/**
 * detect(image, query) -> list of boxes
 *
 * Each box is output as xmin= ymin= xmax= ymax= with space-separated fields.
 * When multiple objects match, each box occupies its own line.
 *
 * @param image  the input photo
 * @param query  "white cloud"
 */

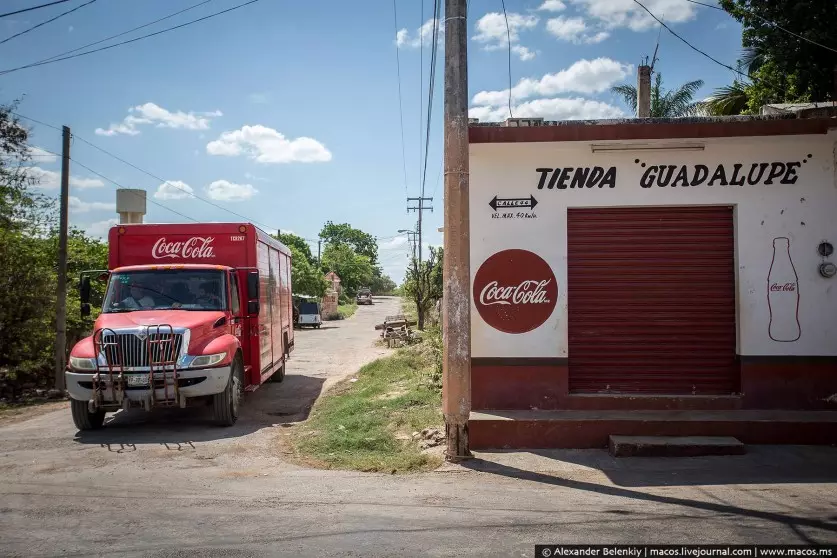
xmin=568 ymin=0 xmax=698 ymax=32
xmin=69 ymin=196 xmax=116 ymax=213
xmin=206 ymin=125 xmax=332 ymax=164
xmin=471 ymin=57 xmax=632 ymax=106
xmin=28 ymin=166 xmax=105 ymax=189
xmin=396 ymin=18 xmax=442 ymax=48
xmin=473 ymin=12 xmax=539 ymax=60
xmin=538 ymin=0 xmax=566 ymax=11
xmin=546 ymin=16 xmax=610 ymax=44
xmin=88 ymin=219 xmax=118 ymax=239
xmin=511 ymin=45 xmax=536 ymax=61
xmin=95 ymin=102 xmax=222 ymax=136
xmin=206 ymin=180 xmax=258 ymax=202
xmin=379 ymin=236 xmax=409 ymax=250
xmin=26 ymin=146 xmax=58 ymax=163
xmin=469 ymin=97 xmax=625 ymax=122
xmin=154 ymin=180 xmax=194 ymax=200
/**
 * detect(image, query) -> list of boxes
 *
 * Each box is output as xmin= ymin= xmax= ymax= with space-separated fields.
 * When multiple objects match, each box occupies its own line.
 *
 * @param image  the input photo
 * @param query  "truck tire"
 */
xmin=71 ymin=399 xmax=105 ymax=431
xmin=272 ymin=361 xmax=286 ymax=383
xmin=212 ymin=357 xmax=242 ymax=427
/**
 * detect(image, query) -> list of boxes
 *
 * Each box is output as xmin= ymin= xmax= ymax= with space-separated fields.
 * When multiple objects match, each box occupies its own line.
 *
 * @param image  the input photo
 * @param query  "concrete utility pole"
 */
xmin=407 ymin=196 xmax=433 ymax=264
xmin=54 ymin=126 xmax=71 ymax=392
xmin=637 ymin=64 xmax=652 ymax=118
xmin=442 ymin=0 xmax=472 ymax=461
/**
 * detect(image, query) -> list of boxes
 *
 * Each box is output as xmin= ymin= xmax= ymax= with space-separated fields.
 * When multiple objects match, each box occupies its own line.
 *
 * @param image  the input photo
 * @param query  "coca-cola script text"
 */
xmin=770 ymin=282 xmax=797 ymax=292
xmin=479 ymin=280 xmax=552 ymax=306
xmin=152 ymin=237 xmax=216 ymax=259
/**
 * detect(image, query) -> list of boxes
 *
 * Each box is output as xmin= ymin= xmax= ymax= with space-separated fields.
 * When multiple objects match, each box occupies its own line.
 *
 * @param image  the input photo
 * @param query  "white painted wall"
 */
xmin=470 ymin=131 xmax=837 ymax=358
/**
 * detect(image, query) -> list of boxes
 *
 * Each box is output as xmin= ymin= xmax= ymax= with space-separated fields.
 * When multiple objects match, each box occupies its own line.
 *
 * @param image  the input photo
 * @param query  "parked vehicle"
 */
xmin=298 ymin=300 xmax=322 ymax=329
xmin=356 ymin=287 xmax=373 ymax=305
xmin=67 ymin=223 xmax=293 ymax=430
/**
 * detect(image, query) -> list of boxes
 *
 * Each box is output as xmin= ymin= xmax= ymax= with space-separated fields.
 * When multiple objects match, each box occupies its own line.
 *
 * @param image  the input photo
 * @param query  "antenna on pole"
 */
xmin=650 ymin=13 xmax=664 ymax=73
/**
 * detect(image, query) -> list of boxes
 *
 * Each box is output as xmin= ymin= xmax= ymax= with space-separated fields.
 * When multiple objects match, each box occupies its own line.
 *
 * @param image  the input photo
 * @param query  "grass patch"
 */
xmin=337 ymin=303 xmax=358 ymax=319
xmin=292 ymin=341 xmax=443 ymax=473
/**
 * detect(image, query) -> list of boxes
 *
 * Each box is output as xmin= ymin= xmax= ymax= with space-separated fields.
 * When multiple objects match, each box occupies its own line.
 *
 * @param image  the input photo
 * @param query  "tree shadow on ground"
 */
xmin=461 ymin=454 xmax=837 ymax=538
xmin=72 ymin=374 xmax=325 ymax=446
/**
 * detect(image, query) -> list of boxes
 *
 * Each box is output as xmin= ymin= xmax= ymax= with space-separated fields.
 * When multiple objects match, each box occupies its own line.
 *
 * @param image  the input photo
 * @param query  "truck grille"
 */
xmin=99 ymin=331 xmax=184 ymax=369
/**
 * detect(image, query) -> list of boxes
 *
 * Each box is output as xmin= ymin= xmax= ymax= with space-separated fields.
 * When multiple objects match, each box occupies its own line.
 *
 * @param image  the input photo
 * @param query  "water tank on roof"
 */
xmin=116 ymin=188 xmax=146 ymax=224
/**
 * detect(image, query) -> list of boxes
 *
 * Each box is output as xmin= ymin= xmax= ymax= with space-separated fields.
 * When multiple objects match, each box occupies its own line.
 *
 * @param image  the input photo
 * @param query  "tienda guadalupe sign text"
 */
xmin=473 ymin=249 xmax=557 ymax=334
xmin=152 ymin=237 xmax=216 ymax=259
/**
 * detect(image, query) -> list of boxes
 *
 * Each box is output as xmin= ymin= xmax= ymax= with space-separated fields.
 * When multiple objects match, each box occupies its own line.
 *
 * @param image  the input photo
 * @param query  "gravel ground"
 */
xmin=1 ymin=295 xmax=836 ymax=557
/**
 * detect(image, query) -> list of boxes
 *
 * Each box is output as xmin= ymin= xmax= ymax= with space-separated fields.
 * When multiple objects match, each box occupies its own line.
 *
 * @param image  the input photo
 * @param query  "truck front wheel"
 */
xmin=71 ymin=399 xmax=105 ymax=431
xmin=212 ymin=357 xmax=242 ymax=427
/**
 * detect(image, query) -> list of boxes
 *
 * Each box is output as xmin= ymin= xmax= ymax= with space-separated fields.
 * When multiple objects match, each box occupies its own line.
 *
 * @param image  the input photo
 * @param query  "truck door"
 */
xmin=229 ymin=270 xmax=247 ymax=365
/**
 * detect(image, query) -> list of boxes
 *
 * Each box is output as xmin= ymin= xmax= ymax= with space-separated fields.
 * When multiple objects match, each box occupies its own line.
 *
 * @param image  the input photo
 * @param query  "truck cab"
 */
xmin=67 ymin=224 xmax=293 ymax=431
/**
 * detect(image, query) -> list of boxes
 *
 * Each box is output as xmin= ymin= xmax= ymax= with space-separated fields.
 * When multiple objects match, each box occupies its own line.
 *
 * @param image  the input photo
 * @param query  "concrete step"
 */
xmin=469 ymin=410 xmax=837 ymax=449
xmin=608 ymin=435 xmax=746 ymax=458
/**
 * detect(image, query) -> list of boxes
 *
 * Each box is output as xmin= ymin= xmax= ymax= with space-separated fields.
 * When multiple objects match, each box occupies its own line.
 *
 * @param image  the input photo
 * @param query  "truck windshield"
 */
xmin=102 ymin=270 xmax=227 ymax=313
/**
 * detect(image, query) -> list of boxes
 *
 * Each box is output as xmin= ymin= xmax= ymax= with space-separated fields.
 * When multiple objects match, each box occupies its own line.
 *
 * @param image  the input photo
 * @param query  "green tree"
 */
xmin=403 ymin=247 xmax=443 ymax=330
xmin=369 ymin=267 xmax=397 ymax=295
xmin=719 ymin=0 xmax=837 ymax=108
xmin=277 ymin=232 xmax=314 ymax=265
xmin=319 ymin=221 xmax=378 ymax=264
xmin=321 ymin=242 xmax=374 ymax=296
xmin=288 ymin=245 xmax=329 ymax=298
xmin=611 ymin=73 xmax=705 ymax=117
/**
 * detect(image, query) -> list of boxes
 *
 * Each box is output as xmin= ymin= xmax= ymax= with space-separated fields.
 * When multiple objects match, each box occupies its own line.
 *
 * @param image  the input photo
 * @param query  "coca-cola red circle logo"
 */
xmin=473 ymin=249 xmax=558 ymax=334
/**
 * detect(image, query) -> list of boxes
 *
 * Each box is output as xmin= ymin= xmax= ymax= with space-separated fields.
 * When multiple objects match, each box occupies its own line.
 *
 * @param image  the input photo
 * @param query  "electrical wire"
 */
xmin=418 ymin=0 xmax=424 ymax=201
xmin=420 ymin=0 xmax=440 ymax=198
xmin=392 ymin=0 xmax=409 ymax=199
xmin=683 ymin=0 xmax=837 ymax=55
xmin=11 ymin=110 xmax=294 ymax=233
xmin=0 ymin=0 xmax=97 ymax=46
xmin=0 ymin=0 xmax=260 ymax=76
xmin=630 ymin=0 xmax=784 ymax=90
xmin=0 ymin=0 xmax=72 ymax=19
xmin=500 ymin=0 xmax=514 ymax=119
xmin=35 ymin=0 xmax=215 ymax=65
xmin=67 ymin=157 xmax=201 ymax=223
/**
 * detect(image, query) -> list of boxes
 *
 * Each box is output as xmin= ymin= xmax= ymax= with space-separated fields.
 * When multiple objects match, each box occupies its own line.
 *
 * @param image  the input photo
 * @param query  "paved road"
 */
xmin=1 ymin=296 xmax=836 ymax=556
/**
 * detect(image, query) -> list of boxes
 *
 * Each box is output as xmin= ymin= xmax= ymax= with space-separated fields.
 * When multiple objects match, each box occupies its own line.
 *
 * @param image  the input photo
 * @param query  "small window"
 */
xmin=229 ymin=272 xmax=241 ymax=315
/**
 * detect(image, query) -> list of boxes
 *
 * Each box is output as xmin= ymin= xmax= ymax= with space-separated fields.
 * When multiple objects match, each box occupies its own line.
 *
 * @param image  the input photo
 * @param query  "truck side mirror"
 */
xmin=80 ymin=276 xmax=91 ymax=304
xmin=81 ymin=303 xmax=91 ymax=318
xmin=247 ymin=271 xmax=259 ymax=300
xmin=247 ymin=300 xmax=260 ymax=316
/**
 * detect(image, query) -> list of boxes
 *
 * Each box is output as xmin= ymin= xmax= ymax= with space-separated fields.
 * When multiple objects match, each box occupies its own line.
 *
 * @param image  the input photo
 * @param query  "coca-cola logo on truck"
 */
xmin=473 ymin=249 xmax=557 ymax=334
xmin=152 ymin=237 xmax=216 ymax=260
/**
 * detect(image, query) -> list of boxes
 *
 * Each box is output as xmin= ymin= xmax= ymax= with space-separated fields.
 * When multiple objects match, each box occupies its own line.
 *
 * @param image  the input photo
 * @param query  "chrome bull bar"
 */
xmin=91 ymin=325 xmax=185 ymax=411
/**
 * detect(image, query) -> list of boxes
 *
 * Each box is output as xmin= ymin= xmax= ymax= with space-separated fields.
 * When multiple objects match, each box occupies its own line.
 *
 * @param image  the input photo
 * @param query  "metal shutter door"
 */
xmin=567 ymin=206 xmax=738 ymax=394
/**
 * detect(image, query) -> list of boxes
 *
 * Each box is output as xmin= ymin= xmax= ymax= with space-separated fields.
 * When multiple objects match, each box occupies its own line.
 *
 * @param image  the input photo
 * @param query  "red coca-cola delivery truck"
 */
xmin=67 ymin=223 xmax=293 ymax=430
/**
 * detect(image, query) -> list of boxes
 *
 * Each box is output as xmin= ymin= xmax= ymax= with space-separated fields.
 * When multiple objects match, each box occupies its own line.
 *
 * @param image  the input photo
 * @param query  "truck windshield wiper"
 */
xmin=104 ymin=308 xmax=137 ymax=313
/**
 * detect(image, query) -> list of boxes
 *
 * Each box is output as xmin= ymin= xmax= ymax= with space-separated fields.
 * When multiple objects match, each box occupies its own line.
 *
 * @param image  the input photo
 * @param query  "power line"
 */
xmin=420 ymin=0 xmax=440 ymax=198
xmin=630 ymin=0 xmax=774 ymax=87
xmin=0 ymin=0 xmax=72 ymax=19
xmin=0 ymin=0 xmax=261 ymax=76
xmin=500 ymin=0 xmax=514 ymax=119
xmin=0 ymin=0 xmax=97 ymax=46
xmin=418 ymin=0 xmax=424 ymax=203
xmin=36 ymin=0 xmax=215 ymax=65
xmin=67 ymin=157 xmax=201 ymax=223
xmin=12 ymin=110 xmax=293 ymax=233
xmin=683 ymin=0 xmax=837 ymax=55
xmin=392 ymin=0 xmax=409 ymax=198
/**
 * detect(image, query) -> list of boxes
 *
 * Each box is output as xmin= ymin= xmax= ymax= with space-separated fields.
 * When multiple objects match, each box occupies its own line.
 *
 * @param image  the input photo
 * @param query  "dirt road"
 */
xmin=1 ymin=295 xmax=836 ymax=556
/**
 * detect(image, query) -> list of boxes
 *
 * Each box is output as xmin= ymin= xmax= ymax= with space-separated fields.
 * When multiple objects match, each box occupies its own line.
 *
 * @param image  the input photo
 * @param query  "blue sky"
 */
xmin=5 ymin=0 xmax=744 ymax=282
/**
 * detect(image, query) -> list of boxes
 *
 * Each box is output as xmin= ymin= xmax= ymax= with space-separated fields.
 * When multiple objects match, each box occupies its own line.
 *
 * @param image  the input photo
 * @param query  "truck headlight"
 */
xmin=189 ymin=352 xmax=227 ymax=368
xmin=69 ymin=356 xmax=97 ymax=371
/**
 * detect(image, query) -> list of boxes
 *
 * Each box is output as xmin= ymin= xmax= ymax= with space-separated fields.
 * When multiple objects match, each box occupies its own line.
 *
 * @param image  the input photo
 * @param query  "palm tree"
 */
xmin=611 ymin=73 xmax=705 ymax=117
xmin=702 ymin=80 xmax=750 ymax=116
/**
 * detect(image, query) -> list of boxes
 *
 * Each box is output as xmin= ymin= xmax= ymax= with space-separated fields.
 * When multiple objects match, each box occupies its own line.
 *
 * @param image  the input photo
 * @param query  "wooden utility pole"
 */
xmin=54 ymin=125 xmax=71 ymax=392
xmin=442 ymin=0 xmax=471 ymax=461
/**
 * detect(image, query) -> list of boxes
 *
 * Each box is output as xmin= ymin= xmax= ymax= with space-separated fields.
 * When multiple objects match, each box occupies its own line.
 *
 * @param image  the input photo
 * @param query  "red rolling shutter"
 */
xmin=567 ymin=206 xmax=738 ymax=394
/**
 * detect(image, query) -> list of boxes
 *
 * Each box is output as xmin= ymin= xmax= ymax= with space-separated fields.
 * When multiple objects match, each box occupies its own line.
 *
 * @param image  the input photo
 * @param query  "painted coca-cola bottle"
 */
xmin=767 ymin=237 xmax=801 ymax=342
